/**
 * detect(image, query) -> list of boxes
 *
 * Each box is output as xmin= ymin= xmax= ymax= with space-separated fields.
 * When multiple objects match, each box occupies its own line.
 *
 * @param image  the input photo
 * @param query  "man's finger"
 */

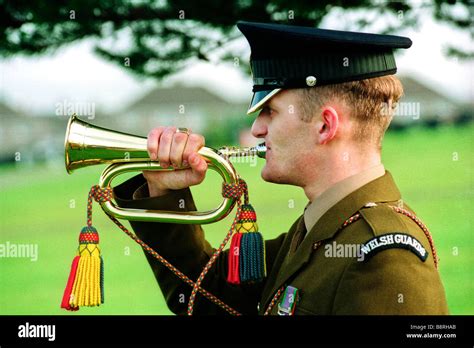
xmin=157 ymin=127 xmax=176 ymax=168
xmin=183 ymin=134 xmax=205 ymax=165
xmin=188 ymin=152 xmax=208 ymax=176
xmin=147 ymin=127 xmax=165 ymax=160
xmin=169 ymin=131 xmax=189 ymax=168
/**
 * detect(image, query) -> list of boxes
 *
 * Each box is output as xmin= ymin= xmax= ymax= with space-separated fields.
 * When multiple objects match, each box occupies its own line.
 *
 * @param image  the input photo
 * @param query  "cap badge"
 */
xmin=305 ymin=75 xmax=317 ymax=87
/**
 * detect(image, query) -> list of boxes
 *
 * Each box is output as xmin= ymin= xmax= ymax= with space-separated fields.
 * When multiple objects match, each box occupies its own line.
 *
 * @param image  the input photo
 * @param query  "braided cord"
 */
xmin=263 ymin=205 xmax=440 ymax=315
xmin=391 ymin=206 xmax=439 ymax=268
xmin=186 ymin=178 xmax=249 ymax=315
xmin=88 ymin=185 xmax=242 ymax=316
xmin=89 ymin=185 xmax=438 ymax=316
xmin=87 ymin=186 xmax=113 ymax=227
xmin=186 ymin=204 xmax=242 ymax=315
xmin=263 ymin=286 xmax=286 ymax=315
xmin=337 ymin=205 xmax=439 ymax=268
xmin=338 ymin=213 xmax=361 ymax=231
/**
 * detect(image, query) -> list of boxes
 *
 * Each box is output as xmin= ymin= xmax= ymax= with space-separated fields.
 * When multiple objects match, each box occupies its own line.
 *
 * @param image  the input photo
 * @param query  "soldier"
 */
xmin=114 ymin=21 xmax=448 ymax=315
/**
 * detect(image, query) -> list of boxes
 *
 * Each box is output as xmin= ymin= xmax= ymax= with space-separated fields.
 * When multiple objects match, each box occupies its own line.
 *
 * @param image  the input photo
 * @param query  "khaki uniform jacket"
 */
xmin=113 ymin=172 xmax=448 ymax=315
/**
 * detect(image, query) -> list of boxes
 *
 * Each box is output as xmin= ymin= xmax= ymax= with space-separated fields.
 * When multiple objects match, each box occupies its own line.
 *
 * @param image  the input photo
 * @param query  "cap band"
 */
xmin=251 ymin=51 xmax=397 ymax=91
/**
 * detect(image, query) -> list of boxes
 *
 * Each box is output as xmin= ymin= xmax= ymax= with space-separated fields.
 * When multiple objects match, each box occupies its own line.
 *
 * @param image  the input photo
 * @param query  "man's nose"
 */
xmin=251 ymin=114 xmax=268 ymax=138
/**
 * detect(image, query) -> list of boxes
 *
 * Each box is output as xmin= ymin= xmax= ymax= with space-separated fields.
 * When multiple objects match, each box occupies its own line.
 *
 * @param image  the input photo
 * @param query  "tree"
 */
xmin=1 ymin=0 xmax=472 ymax=80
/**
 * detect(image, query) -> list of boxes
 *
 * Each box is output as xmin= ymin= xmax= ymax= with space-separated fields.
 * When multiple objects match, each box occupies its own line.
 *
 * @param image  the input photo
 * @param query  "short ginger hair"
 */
xmin=297 ymin=75 xmax=404 ymax=150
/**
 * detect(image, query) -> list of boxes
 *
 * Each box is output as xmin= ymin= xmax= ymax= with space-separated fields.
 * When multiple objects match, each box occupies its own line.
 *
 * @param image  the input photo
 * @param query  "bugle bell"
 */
xmin=64 ymin=115 xmax=266 ymax=224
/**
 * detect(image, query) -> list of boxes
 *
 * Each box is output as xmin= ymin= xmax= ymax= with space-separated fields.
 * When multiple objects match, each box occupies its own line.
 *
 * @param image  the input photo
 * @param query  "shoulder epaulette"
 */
xmin=358 ymin=203 xmax=429 ymax=263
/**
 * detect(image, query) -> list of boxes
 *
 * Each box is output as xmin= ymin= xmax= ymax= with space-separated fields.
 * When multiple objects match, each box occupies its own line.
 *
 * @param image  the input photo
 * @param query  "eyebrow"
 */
xmin=267 ymin=100 xmax=280 ymax=111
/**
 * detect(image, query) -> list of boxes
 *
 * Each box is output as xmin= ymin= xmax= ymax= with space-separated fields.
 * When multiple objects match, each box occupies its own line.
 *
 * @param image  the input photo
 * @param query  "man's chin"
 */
xmin=261 ymin=166 xmax=281 ymax=184
xmin=260 ymin=166 xmax=272 ymax=182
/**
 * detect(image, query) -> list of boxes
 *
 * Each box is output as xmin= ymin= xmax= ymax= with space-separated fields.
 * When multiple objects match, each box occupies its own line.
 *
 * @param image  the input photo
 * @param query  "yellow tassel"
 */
xmin=70 ymin=244 xmax=102 ymax=307
xmin=61 ymin=226 xmax=104 ymax=311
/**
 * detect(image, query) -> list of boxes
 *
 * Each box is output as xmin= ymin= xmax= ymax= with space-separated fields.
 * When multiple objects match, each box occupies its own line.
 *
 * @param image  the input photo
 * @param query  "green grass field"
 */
xmin=0 ymin=124 xmax=472 ymax=315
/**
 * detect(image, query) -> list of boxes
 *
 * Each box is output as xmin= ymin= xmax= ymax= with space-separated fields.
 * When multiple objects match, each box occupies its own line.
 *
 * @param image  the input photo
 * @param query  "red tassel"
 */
xmin=60 ymin=256 xmax=80 ymax=311
xmin=227 ymin=232 xmax=243 ymax=284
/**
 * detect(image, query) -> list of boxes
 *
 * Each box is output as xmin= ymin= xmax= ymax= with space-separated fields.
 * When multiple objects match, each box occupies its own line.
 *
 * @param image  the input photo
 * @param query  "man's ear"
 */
xmin=316 ymin=106 xmax=339 ymax=145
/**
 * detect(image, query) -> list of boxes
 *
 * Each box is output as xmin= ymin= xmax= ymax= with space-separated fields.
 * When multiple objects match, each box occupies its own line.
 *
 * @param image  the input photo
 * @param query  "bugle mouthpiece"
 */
xmin=218 ymin=143 xmax=266 ymax=159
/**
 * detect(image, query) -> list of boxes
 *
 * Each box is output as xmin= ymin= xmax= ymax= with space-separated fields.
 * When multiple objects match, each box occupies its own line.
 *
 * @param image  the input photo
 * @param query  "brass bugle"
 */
xmin=64 ymin=115 xmax=266 ymax=224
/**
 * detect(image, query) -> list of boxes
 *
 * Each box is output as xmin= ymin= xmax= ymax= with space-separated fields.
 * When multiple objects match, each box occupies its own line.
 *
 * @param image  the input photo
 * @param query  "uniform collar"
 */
xmin=261 ymin=170 xmax=402 ymax=308
xmin=303 ymin=164 xmax=386 ymax=233
xmin=304 ymin=169 xmax=401 ymax=247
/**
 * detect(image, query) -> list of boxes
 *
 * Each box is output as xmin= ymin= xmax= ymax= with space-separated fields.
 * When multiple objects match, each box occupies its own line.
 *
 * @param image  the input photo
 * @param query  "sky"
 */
xmin=0 ymin=11 xmax=472 ymax=116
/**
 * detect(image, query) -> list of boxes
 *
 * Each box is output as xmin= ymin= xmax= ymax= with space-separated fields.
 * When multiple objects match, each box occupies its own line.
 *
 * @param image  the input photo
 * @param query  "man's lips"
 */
xmin=265 ymin=144 xmax=271 ymax=159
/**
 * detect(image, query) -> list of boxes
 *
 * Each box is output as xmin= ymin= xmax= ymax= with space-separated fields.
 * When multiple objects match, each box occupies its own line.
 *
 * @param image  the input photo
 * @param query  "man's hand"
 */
xmin=143 ymin=126 xmax=208 ymax=197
